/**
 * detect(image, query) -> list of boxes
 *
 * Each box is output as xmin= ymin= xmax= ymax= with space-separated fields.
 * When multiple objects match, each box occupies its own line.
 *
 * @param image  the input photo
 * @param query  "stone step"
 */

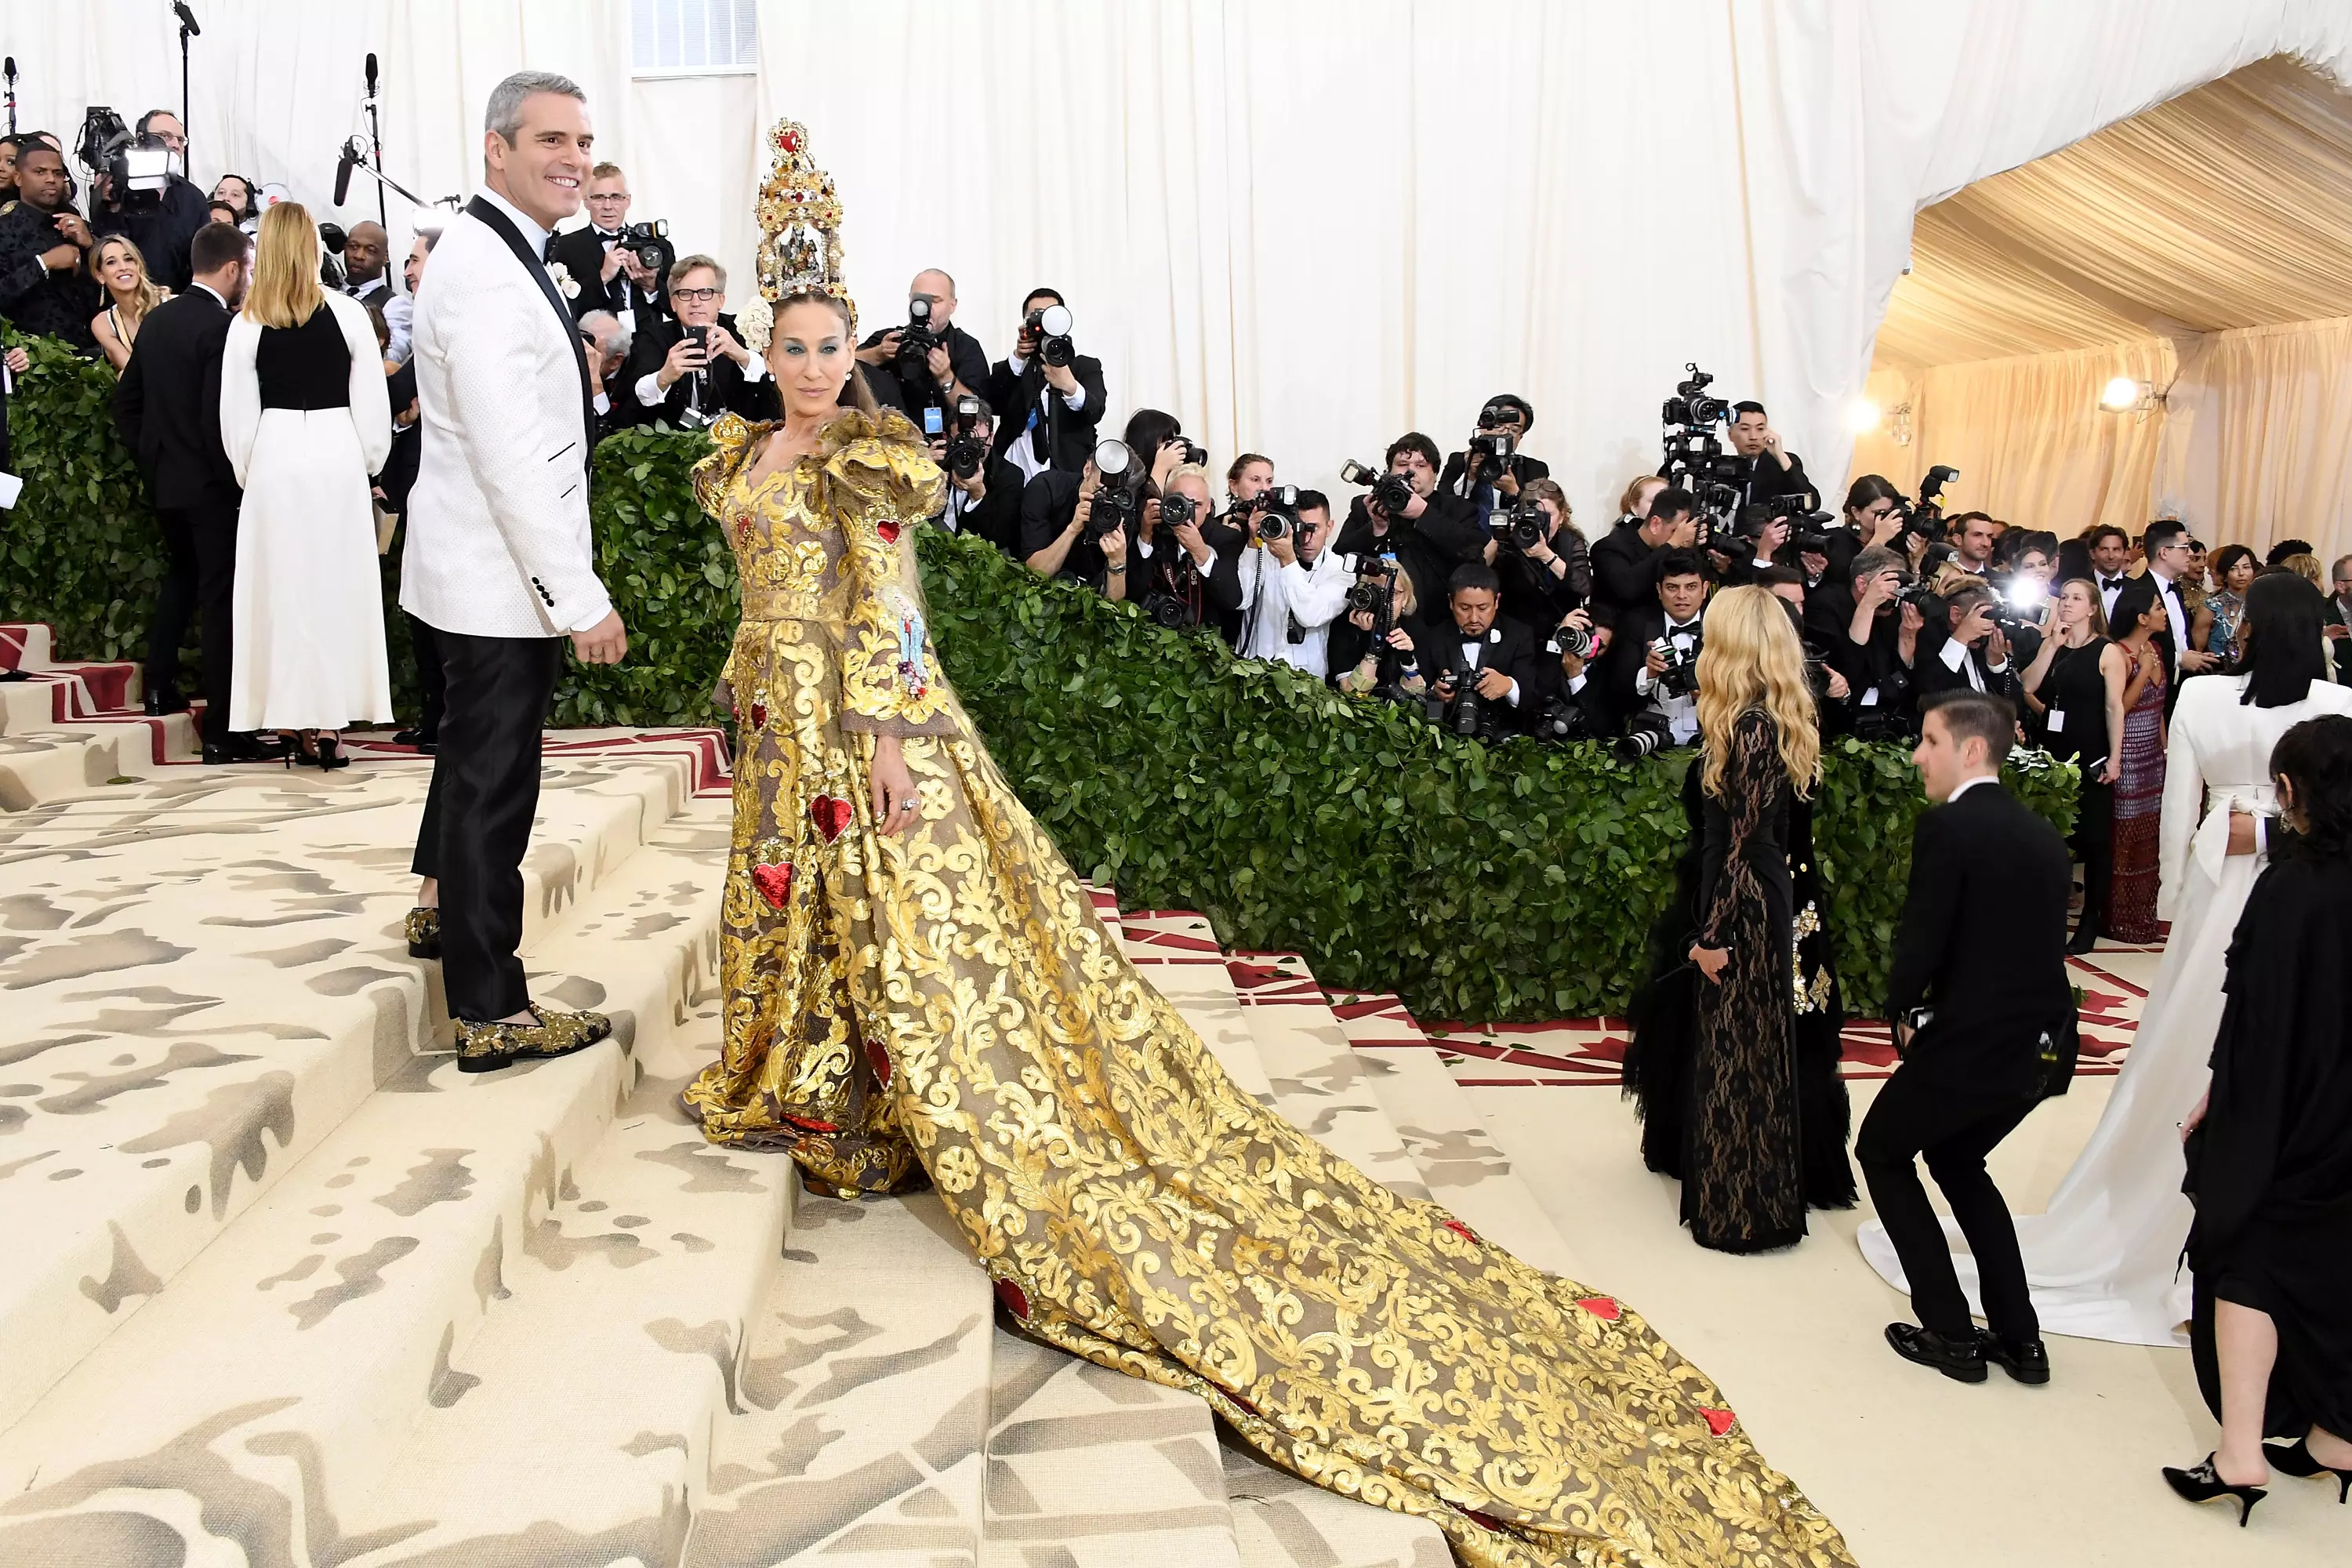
xmin=1116 ymin=909 xmax=1275 ymax=1103
xmin=0 ymin=806 xmax=726 ymax=1549
xmin=0 ymin=620 xmax=139 ymax=711
xmin=0 ymin=755 xmax=699 ymax=1432
xmin=1323 ymin=990 xmax=1583 ymax=1276
xmin=0 ymin=712 xmax=200 ymax=810
xmin=1219 ymin=1439 xmax=1452 ymax=1568
xmin=1225 ymin=952 xmax=1429 ymax=1203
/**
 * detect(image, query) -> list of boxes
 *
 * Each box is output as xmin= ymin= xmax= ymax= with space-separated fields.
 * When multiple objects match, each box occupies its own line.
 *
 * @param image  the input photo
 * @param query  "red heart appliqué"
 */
xmin=864 ymin=1037 xmax=891 ymax=1087
xmin=749 ymin=699 xmax=768 ymax=729
xmin=782 ymin=1112 xmax=839 ymax=1133
xmin=1698 ymin=1406 xmax=1736 ymax=1437
xmin=1442 ymin=1218 xmax=1482 ymax=1245
xmin=810 ymin=795 xmax=855 ymax=842
xmin=993 ymin=1277 xmax=1029 ymax=1320
xmin=876 ymin=519 xmax=902 ymax=544
xmin=751 ymin=862 xmax=792 ymax=911
xmin=1577 ymin=1296 xmax=1621 ymax=1321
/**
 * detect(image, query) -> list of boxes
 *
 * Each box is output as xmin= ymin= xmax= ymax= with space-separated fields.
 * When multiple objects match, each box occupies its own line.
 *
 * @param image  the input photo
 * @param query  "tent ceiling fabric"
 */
xmin=1875 ymin=56 xmax=2352 ymax=371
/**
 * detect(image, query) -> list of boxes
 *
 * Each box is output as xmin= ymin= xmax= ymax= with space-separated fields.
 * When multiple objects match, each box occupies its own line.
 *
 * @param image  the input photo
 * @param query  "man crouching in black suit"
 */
xmin=1862 ymin=689 xmax=2075 ymax=1387
xmin=617 ymin=254 xmax=779 ymax=428
xmin=1424 ymin=563 xmax=1541 ymax=740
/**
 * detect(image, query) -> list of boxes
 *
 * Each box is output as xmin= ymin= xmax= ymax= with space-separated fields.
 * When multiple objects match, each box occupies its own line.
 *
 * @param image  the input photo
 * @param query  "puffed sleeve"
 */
xmin=692 ymin=412 xmax=762 ymax=518
xmin=820 ymin=409 xmax=956 ymax=737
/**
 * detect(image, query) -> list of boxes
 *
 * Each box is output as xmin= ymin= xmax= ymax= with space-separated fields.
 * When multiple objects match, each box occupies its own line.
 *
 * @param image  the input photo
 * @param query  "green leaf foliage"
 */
xmin=2 ymin=374 xmax=2074 ymax=1021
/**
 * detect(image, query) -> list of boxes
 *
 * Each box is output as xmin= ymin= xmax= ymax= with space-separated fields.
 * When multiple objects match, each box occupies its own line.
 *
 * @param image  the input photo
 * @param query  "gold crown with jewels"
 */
xmin=738 ymin=116 xmax=853 ymax=353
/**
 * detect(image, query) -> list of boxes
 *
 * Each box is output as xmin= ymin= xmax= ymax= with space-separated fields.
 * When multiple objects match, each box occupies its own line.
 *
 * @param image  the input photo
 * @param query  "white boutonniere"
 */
xmin=546 ymin=260 xmax=579 ymax=300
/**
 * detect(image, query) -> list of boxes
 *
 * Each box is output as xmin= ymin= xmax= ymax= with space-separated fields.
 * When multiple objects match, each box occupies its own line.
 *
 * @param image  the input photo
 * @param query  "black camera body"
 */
xmin=895 ymin=295 xmax=941 ymax=387
xmin=1249 ymin=485 xmax=1301 ymax=542
xmin=1532 ymin=692 xmax=1594 ymax=743
xmin=1087 ymin=481 xmax=1133 ymax=539
xmin=1651 ymin=631 xmax=1700 ymax=700
xmin=1160 ymin=492 xmax=1198 ymax=532
xmin=1468 ymin=430 xmax=1516 ymax=466
xmin=78 ymin=107 xmax=172 ymax=209
xmin=1342 ymin=459 xmax=1417 ymax=517
xmin=944 ymin=394 xmax=986 ymax=479
xmin=1025 ymin=303 xmax=1076 ymax=368
xmin=1661 ymin=363 xmax=1730 ymax=429
xmin=1347 ymin=558 xmax=1399 ymax=649
xmin=621 ymin=220 xmax=668 ymax=271
xmin=1495 ymin=500 xmax=1547 ymax=552
xmin=1616 ymin=712 xmax=1676 ymax=763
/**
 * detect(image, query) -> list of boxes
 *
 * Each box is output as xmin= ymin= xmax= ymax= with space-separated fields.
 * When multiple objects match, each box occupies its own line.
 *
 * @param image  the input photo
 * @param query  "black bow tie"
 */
xmin=542 ymin=234 xmax=558 ymax=263
xmin=2102 ymin=576 xmax=2123 ymax=590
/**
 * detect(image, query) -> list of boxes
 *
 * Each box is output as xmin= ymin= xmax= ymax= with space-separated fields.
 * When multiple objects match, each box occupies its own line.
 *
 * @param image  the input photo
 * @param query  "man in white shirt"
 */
xmin=1617 ymin=553 xmax=1708 ymax=746
xmin=1235 ymin=491 xmax=1352 ymax=677
xmin=982 ymin=287 xmax=1107 ymax=481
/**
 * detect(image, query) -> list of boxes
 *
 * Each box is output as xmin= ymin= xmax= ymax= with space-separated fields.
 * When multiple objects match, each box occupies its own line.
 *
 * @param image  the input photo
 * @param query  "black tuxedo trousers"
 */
xmin=409 ymin=631 xmax=564 ymax=1022
xmin=1857 ymin=1065 xmax=2042 ymax=1340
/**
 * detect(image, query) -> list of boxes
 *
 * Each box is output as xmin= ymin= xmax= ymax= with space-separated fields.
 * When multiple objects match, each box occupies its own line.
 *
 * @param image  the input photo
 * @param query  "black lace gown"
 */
xmin=1625 ymin=713 xmax=1853 ymax=1253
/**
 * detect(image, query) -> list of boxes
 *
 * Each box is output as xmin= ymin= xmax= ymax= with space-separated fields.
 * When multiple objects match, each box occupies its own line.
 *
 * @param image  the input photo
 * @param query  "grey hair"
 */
xmin=670 ymin=253 xmax=725 ymax=291
xmin=415 ymin=227 xmax=442 ymax=253
xmin=579 ymin=309 xmax=630 ymax=361
xmin=485 ymin=71 xmax=586 ymax=143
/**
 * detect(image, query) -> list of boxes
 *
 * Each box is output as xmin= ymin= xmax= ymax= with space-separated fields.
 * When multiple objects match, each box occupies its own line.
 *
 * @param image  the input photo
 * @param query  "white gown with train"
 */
xmin=1859 ymin=672 xmax=2352 ymax=1345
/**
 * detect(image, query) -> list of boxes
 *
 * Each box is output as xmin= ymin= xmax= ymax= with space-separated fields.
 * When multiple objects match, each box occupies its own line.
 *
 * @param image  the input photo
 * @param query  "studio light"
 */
xmin=2100 ymin=376 xmax=2156 ymax=413
xmin=1844 ymin=398 xmax=1882 ymax=434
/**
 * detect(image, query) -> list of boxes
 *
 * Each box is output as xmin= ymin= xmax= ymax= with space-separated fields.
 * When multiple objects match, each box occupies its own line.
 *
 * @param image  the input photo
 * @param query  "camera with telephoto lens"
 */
xmin=1250 ymin=485 xmax=1301 ymax=542
xmin=1341 ymin=459 xmax=1417 ymax=518
xmin=1894 ymin=577 xmax=1940 ymax=615
xmin=944 ymin=394 xmax=986 ymax=479
xmin=1025 ymin=303 xmax=1076 ymax=368
xmin=621 ymin=220 xmax=668 ymax=271
xmin=1444 ymin=674 xmax=1491 ymax=740
xmin=77 ymin=108 xmax=172 ymax=208
xmin=1615 ymin=712 xmax=1675 ymax=763
xmin=1546 ymin=621 xmax=1596 ymax=662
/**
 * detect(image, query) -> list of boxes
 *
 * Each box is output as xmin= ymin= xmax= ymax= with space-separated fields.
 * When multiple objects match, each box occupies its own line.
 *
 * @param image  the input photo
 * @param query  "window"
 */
xmin=631 ymin=0 xmax=757 ymax=76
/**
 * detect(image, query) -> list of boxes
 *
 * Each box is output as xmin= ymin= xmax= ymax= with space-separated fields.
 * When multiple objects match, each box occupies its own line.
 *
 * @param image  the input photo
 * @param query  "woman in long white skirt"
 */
xmin=1860 ymin=572 xmax=2352 ymax=1344
xmin=220 ymin=200 xmax=394 ymax=767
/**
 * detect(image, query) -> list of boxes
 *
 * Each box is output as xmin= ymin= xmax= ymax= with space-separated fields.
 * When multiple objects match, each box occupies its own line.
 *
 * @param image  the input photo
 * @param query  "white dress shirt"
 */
xmin=1235 ymin=544 xmax=1354 ymax=677
xmin=1632 ymin=615 xmax=1704 ymax=742
xmin=1001 ymin=352 xmax=1090 ymax=485
xmin=1945 ymin=772 xmax=1999 ymax=805
xmin=2098 ymin=572 xmax=2129 ymax=622
xmin=1938 ymin=633 xmax=2009 ymax=692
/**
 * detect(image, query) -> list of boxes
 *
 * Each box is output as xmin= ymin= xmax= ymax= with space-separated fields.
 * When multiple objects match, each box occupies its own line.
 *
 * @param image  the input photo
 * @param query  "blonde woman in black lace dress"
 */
xmin=1683 ymin=586 xmax=1827 ymax=1252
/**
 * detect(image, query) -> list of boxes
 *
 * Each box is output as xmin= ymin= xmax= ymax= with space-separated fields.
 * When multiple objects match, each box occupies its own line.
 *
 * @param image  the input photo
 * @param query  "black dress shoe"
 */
xmin=1978 ymin=1330 xmax=2050 ymax=1385
xmin=1886 ymin=1322 xmax=1987 ymax=1382
xmin=201 ymin=734 xmax=277 ymax=765
xmin=145 ymin=687 xmax=190 ymax=716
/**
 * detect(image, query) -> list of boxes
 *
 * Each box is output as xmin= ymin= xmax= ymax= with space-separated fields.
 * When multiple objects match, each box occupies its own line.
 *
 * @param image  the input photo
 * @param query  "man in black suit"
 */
xmin=617 ymin=255 xmax=779 ymax=428
xmin=984 ymin=286 xmax=1107 ymax=477
xmin=0 ymin=143 xmax=102 ymax=351
xmin=338 ymin=221 xmax=410 ymax=364
xmin=1915 ymin=582 xmax=2022 ymax=708
xmin=1724 ymin=400 xmax=1817 ymax=510
xmin=927 ymin=398 xmax=1024 ymax=556
xmin=1861 ymin=690 xmax=2074 ymax=1385
xmin=1422 ymin=562 xmax=1543 ymax=739
xmin=1330 ymin=433 xmax=1488 ymax=618
xmin=858 ymin=267 xmax=991 ymax=420
xmin=1020 ymin=459 xmax=1136 ymax=601
xmin=2118 ymin=518 xmax=2219 ymax=714
xmin=1602 ymin=550 xmax=1710 ymax=738
xmin=550 ymin=162 xmax=672 ymax=329
xmin=111 ymin=221 xmax=263 ymax=760
xmin=1817 ymin=544 xmax=1925 ymax=740
xmin=1588 ymin=485 xmax=1700 ymax=633
xmin=1436 ymin=393 xmax=1551 ymax=526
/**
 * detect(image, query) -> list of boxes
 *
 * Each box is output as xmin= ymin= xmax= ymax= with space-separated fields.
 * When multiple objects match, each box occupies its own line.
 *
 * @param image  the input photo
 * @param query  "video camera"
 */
xmin=944 ymin=394 xmax=986 ymax=479
xmin=1025 ymin=302 xmax=1076 ymax=368
xmin=1468 ymin=400 xmax=1523 ymax=467
xmin=1341 ymin=459 xmax=1417 ymax=518
xmin=1659 ymin=363 xmax=1744 ymax=528
xmin=76 ymin=107 xmax=172 ymax=207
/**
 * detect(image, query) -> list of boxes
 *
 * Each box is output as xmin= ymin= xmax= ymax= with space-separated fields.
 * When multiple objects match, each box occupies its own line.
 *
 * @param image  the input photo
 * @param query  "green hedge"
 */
xmin=2 ymin=329 xmax=2075 ymax=1020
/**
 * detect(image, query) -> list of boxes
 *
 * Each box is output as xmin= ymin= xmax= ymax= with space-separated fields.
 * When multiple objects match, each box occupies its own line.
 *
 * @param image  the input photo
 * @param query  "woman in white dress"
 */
xmin=220 ymin=201 xmax=394 ymax=767
xmin=1860 ymin=571 xmax=2352 ymax=1345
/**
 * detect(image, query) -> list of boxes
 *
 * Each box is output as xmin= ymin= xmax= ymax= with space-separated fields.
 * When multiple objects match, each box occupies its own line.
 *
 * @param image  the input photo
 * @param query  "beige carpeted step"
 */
xmin=0 ymin=797 xmax=722 ymax=1555
xmin=0 ymin=755 xmax=698 ymax=1433
xmin=1323 ymin=990 xmax=1583 ymax=1276
xmin=1221 ymin=1439 xmax=1453 ymax=1568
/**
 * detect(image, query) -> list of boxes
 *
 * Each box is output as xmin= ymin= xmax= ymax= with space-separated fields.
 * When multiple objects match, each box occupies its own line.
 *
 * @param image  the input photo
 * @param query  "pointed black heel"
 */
xmin=317 ymin=733 xmax=348 ymax=771
xmin=2162 ymin=1454 xmax=2266 ymax=1525
xmin=2266 ymin=1437 xmax=2352 ymax=1503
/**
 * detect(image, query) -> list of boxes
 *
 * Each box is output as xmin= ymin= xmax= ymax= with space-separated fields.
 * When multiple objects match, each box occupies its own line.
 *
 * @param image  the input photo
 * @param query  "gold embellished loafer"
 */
xmin=405 ymin=906 xmax=441 ymax=959
xmin=453 ymin=1005 xmax=613 ymax=1074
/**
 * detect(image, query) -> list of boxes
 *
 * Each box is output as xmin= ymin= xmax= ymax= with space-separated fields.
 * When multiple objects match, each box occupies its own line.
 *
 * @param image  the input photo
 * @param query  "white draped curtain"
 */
xmin=9 ymin=1 xmax=2352 ymax=532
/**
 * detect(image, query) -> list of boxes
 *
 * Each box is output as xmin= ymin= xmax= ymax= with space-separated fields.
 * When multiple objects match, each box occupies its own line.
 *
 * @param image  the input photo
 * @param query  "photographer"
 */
xmin=1135 ymin=461 xmax=1245 ymax=634
xmin=859 ymin=268 xmax=989 ymax=419
xmin=339 ymin=221 xmax=411 ymax=365
xmin=1823 ymin=474 xmax=1907 ymax=585
xmin=1020 ymin=449 xmax=1134 ymax=601
xmin=1332 ymin=432 xmax=1486 ymax=615
xmin=1758 ymin=563 xmax=1855 ymax=734
xmin=88 ymin=112 xmax=208 ymax=293
xmin=928 ymin=396 xmax=1024 ymax=555
xmin=1606 ymin=549 xmax=1710 ymax=747
xmin=1918 ymin=581 xmax=2023 ymax=706
xmin=621 ymin=256 xmax=778 ymax=427
xmin=550 ymin=163 xmax=672 ymax=328
xmin=1425 ymin=563 xmax=1543 ymax=742
xmin=1331 ymin=558 xmax=1431 ymax=707
xmin=1824 ymin=544 xmax=1927 ymax=739
xmin=577 ymin=310 xmax=632 ymax=440
xmin=1724 ymin=400 xmax=1817 ymax=511
xmin=1492 ymin=477 xmax=1588 ymax=630
xmin=1589 ymin=481 xmax=1700 ymax=632
xmin=0 ymin=142 xmax=102 ymax=351
xmin=985 ymin=286 xmax=1106 ymax=479
xmin=1439 ymin=394 xmax=1550 ymax=524
xmin=1527 ymin=608 xmax=1613 ymax=742
xmin=1234 ymin=489 xmax=1351 ymax=676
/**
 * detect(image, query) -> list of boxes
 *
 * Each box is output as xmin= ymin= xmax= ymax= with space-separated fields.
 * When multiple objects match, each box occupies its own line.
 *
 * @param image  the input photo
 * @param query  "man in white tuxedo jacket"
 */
xmin=402 ymin=71 xmax=629 ymax=1071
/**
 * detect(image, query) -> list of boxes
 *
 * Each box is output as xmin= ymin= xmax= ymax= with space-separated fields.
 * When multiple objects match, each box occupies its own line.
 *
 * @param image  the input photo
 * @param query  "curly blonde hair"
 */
xmin=1695 ymin=586 xmax=1821 ymax=800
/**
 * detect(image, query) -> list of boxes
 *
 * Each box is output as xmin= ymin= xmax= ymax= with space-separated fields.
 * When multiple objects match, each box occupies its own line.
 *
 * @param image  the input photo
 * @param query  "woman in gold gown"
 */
xmin=681 ymin=119 xmax=1853 ymax=1568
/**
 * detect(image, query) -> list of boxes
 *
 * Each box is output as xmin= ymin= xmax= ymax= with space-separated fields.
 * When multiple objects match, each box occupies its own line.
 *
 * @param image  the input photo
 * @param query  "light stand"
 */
xmin=4 ymin=57 xmax=17 ymax=136
xmin=363 ymin=53 xmax=387 ymax=228
xmin=174 ymin=4 xmax=201 ymax=173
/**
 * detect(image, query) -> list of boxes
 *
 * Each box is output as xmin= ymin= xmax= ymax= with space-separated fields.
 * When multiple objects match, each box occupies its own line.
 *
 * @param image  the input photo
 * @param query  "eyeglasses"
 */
xmin=586 ymin=192 xmax=630 ymax=203
xmin=673 ymin=287 xmax=720 ymax=303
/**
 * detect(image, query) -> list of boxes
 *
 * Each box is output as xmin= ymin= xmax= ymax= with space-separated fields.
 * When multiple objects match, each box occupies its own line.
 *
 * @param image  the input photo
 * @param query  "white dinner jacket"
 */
xmin=400 ymin=205 xmax=612 ymax=638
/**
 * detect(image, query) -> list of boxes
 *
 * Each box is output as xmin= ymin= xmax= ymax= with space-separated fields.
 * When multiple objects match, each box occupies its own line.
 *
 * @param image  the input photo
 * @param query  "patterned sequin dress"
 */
xmin=681 ymin=409 xmax=1855 ymax=1568
xmin=2106 ymin=652 xmax=2168 ymax=942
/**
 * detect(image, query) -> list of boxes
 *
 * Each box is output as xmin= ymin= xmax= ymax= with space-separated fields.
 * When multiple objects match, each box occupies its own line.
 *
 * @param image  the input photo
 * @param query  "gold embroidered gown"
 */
xmin=681 ymin=408 xmax=1855 ymax=1568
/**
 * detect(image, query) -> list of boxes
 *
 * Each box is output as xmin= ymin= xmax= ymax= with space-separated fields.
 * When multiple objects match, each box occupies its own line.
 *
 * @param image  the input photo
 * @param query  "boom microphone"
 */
xmin=333 ymin=139 xmax=359 ymax=205
xmin=365 ymin=53 xmax=378 ymax=95
xmin=174 ymin=3 xmax=201 ymax=35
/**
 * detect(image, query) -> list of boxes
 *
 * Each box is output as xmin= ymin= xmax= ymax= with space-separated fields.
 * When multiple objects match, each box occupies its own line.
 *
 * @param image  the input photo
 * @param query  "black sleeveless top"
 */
xmin=256 ymin=303 xmax=352 ymax=411
xmin=2041 ymin=637 xmax=2112 ymax=767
